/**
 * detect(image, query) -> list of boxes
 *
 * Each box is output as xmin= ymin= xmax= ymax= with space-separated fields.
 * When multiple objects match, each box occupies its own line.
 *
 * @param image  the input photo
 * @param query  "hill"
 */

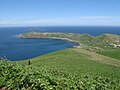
xmin=0 ymin=48 xmax=120 ymax=89
xmin=91 ymin=34 xmax=120 ymax=48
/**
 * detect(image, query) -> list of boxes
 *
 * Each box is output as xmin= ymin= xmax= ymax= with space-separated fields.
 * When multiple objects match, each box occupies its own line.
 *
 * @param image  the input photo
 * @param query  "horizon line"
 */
xmin=0 ymin=25 xmax=120 ymax=28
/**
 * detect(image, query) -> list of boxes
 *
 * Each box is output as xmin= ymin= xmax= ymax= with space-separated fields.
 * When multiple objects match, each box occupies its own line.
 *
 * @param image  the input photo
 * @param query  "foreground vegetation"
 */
xmin=1 ymin=49 xmax=120 ymax=90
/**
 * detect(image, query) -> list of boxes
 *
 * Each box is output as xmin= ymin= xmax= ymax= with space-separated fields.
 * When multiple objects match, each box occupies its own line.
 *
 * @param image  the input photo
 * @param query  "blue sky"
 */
xmin=0 ymin=0 xmax=120 ymax=26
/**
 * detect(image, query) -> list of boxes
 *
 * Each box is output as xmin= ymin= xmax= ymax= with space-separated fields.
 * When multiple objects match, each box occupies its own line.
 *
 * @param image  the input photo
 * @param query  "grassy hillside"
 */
xmin=98 ymin=49 xmax=120 ymax=60
xmin=91 ymin=34 xmax=120 ymax=48
xmin=1 ymin=48 xmax=120 ymax=89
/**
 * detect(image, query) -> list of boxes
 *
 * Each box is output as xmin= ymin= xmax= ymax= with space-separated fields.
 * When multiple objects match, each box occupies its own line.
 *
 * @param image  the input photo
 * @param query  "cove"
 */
xmin=1 ymin=26 xmax=120 ymax=61
xmin=0 ymin=37 xmax=78 ymax=61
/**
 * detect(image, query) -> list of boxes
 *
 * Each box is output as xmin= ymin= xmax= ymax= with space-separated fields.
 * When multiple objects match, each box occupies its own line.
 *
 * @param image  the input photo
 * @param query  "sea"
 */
xmin=0 ymin=26 xmax=120 ymax=61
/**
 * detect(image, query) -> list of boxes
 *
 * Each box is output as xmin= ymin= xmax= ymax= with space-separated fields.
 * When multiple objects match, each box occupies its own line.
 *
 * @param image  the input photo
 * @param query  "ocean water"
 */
xmin=0 ymin=26 xmax=120 ymax=61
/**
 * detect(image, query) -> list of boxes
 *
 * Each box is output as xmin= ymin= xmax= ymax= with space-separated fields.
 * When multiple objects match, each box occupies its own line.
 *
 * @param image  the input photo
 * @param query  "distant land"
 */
xmin=20 ymin=32 xmax=120 ymax=50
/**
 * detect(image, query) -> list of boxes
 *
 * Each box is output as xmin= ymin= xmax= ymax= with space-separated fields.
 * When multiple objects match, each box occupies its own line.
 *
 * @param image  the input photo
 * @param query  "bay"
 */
xmin=0 ymin=26 xmax=120 ymax=61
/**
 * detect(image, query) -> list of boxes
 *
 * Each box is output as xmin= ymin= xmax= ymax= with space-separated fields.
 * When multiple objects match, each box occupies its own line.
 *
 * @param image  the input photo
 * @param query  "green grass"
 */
xmin=98 ymin=50 xmax=120 ymax=60
xmin=28 ymin=49 xmax=120 ymax=78
xmin=1 ymin=49 xmax=120 ymax=89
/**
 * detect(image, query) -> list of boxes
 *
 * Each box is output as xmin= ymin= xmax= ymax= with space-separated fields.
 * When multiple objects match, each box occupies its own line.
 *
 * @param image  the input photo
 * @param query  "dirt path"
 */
xmin=73 ymin=48 xmax=120 ymax=67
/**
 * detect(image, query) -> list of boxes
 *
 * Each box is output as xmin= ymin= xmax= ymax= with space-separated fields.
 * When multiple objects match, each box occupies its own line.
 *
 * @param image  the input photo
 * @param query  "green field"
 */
xmin=98 ymin=50 xmax=120 ymax=60
xmin=1 ymin=48 xmax=120 ymax=90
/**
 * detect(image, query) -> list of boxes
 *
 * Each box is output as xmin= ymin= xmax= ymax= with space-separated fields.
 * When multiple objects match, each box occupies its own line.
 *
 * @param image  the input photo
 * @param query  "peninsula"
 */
xmin=20 ymin=32 xmax=120 ymax=49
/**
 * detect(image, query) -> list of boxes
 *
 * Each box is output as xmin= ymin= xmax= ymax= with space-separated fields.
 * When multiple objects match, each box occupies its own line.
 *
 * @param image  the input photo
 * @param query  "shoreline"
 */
xmin=20 ymin=34 xmax=80 ymax=45
xmin=20 ymin=32 xmax=120 ymax=49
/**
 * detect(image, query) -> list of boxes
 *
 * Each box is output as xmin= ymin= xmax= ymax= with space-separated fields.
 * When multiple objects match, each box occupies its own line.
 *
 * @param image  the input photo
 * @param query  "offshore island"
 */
xmin=1 ymin=32 xmax=120 ymax=89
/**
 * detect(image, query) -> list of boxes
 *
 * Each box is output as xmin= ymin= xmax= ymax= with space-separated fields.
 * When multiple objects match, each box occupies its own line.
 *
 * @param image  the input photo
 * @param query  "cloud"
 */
xmin=78 ymin=16 xmax=120 ymax=19
xmin=0 ymin=19 xmax=66 ymax=24
xmin=0 ymin=19 xmax=77 ymax=26
xmin=0 ymin=19 xmax=49 ymax=24
xmin=0 ymin=16 xmax=120 ymax=26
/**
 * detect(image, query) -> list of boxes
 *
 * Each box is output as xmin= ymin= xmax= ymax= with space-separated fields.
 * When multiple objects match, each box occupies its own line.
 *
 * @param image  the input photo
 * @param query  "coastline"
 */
xmin=20 ymin=32 xmax=120 ymax=49
xmin=20 ymin=34 xmax=80 ymax=45
xmin=45 ymin=37 xmax=80 ymax=43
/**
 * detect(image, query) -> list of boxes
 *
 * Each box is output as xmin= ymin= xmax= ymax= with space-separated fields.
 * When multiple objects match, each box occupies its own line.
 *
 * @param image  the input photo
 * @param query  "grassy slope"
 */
xmin=20 ymin=48 xmax=120 ymax=79
xmin=98 ymin=49 xmax=120 ymax=60
xmin=1 ymin=48 xmax=120 ymax=89
xmin=91 ymin=34 xmax=120 ymax=48
xmin=73 ymin=48 xmax=120 ymax=66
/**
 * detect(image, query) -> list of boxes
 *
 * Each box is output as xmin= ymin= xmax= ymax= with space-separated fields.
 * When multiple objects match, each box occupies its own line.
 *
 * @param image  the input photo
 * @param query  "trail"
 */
xmin=73 ymin=48 xmax=120 ymax=67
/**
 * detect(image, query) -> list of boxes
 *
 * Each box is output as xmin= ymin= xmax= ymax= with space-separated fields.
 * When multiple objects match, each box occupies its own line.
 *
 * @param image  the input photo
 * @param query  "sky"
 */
xmin=0 ymin=0 xmax=120 ymax=27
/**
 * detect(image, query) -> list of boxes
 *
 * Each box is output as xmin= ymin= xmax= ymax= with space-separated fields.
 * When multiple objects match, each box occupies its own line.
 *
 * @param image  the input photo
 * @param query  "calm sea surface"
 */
xmin=0 ymin=26 xmax=120 ymax=61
